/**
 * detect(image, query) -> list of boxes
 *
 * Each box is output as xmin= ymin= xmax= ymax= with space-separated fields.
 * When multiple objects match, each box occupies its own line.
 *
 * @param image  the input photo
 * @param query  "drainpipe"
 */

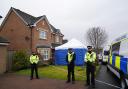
xmin=27 ymin=24 xmax=35 ymax=53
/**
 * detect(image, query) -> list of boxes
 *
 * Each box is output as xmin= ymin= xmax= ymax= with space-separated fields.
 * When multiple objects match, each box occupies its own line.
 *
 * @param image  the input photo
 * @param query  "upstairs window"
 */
xmin=55 ymin=35 xmax=59 ymax=43
xmin=39 ymin=31 xmax=47 ymax=39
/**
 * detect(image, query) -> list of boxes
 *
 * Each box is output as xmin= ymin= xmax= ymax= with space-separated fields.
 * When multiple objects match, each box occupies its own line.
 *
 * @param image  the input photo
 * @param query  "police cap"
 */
xmin=68 ymin=48 xmax=73 ymax=50
xmin=87 ymin=46 xmax=92 ymax=49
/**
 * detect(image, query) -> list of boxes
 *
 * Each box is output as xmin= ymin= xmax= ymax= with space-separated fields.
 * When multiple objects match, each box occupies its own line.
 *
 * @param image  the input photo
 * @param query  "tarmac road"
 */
xmin=89 ymin=64 xmax=121 ymax=89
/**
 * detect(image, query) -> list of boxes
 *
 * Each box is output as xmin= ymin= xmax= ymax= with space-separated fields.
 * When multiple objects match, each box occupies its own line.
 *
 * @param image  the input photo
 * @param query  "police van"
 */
xmin=107 ymin=34 xmax=128 ymax=89
xmin=102 ymin=50 xmax=109 ymax=64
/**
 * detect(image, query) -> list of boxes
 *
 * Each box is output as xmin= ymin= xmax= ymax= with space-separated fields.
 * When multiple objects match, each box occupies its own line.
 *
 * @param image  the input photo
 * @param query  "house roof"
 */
xmin=12 ymin=7 xmax=62 ymax=34
xmin=50 ymin=24 xmax=61 ymax=33
xmin=0 ymin=36 xmax=9 ymax=43
xmin=12 ymin=8 xmax=44 ymax=25
xmin=0 ymin=7 xmax=63 ymax=35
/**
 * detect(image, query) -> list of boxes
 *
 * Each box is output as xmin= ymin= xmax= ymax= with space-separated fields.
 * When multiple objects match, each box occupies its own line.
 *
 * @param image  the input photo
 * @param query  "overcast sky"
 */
xmin=1 ymin=0 xmax=128 ymax=46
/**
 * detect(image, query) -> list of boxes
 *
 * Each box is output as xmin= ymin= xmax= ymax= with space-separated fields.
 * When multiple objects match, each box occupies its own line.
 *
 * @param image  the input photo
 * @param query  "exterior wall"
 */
xmin=32 ymin=19 xmax=52 ymax=52
xmin=0 ymin=11 xmax=31 ymax=51
xmin=0 ymin=45 xmax=7 ymax=74
xmin=59 ymin=36 xmax=63 ymax=44
xmin=51 ymin=34 xmax=55 ymax=43
xmin=51 ymin=33 xmax=63 ymax=44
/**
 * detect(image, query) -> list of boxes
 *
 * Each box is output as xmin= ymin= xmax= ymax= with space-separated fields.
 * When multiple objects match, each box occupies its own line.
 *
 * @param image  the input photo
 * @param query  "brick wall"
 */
xmin=0 ymin=11 xmax=31 ymax=51
xmin=32 ymin=19 xmax=52 ymax=51
xmin=51 ymin=33 xmax=63 ymax=44
xmin=0 ymin=45 xmax=7 ymax=74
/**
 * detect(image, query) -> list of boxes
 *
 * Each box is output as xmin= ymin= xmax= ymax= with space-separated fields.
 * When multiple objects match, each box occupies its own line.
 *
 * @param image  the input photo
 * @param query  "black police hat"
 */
xmin=68 ymin=48 xmax=73 ymax=50
xmin=87 ymin=46 xmax=92 ymax=49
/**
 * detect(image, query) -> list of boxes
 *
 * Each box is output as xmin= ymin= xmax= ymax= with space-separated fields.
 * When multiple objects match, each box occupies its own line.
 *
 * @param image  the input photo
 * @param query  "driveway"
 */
xmin=0 ymin=73 xmax=86 ymax=89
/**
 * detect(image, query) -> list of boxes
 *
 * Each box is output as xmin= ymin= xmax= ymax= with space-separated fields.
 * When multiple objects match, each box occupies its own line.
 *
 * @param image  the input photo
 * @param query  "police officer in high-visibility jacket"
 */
xmin=30 ymin=52 xmax=39 ymax=80
xmin=66 ymin=48 xmax=76 ymax=84
xmin=85 ymin=46 xmax=96 ymax=88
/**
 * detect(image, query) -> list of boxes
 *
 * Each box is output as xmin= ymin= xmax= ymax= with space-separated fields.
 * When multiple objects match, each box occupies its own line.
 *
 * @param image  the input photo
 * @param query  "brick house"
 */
xmin=0 ymin=7 xmax=64 ymax=61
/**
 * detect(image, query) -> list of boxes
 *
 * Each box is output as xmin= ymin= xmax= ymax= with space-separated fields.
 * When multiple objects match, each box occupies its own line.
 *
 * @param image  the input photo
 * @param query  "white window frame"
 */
xmin=37 ymin=48 xmax=49 ymax=61
xmin=55 ymin=35 xmax=59 ymax=43
xmin=43 ymin=50 xmax=49 ymax=60
xmin=39 ymin=30 xmax=47 ymax=39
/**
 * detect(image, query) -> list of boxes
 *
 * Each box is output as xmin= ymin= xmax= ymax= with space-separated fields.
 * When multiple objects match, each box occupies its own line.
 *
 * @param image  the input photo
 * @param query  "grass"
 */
xmin=15 ymin=65 xmax=100 ymax=81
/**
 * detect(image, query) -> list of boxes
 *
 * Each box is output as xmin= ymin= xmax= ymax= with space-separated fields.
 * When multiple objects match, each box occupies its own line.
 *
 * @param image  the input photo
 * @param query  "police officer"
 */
xmin=30 ymin=52 xmax=39 ymax=80
xmin=66 ymin=48 xmax=76 ymax=84
xmin=85 ymin=46 xmax=96 ymax=88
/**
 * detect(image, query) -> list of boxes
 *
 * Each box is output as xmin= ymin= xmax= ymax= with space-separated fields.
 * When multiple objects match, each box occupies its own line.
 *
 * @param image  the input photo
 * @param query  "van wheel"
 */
xmin=121 ymin=78 xmax=127 ymax=89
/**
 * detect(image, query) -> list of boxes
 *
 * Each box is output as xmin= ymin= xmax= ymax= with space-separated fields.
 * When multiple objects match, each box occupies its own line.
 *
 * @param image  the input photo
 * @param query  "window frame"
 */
xmin=42 ymin=49 xmax=49 ymax=60
xmin=55 ymin=35 xmax=59 ymax=43
xmin=111 ymin=42 xmax=121 ymax=56
xmin=39 ymin=30 xmax=47 ymax=40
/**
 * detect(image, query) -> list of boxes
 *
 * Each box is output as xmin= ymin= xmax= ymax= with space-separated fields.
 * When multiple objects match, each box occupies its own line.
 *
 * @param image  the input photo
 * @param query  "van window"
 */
xmin=104 ymin=51 xmax=109 ymax=55
xmin=119 ymin=40 xmax=128 ymax=57
xmin=112 ymin=42 xmax=121 ymax=55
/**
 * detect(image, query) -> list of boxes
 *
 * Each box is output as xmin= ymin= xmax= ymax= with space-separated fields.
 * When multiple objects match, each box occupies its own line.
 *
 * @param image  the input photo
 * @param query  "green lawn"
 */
xmin=15 ymin=65 xmax=99 ymax=81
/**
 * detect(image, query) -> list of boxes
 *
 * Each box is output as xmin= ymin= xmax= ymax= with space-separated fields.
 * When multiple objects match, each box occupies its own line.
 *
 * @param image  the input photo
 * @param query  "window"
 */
xmin=43 ymin=50 xmax=49 ymax=60
xmin=37 ymin=48 xmax=49 ymax=60
xmin=119 ymin=40 xmax=128 ymax=57
xmin=39 ymin=31 xmax=47 ymax=39
xmin=112 ymin=42 xmax=121 ymax=55
xmin=55 ymin=35 xmax=59 ymax=42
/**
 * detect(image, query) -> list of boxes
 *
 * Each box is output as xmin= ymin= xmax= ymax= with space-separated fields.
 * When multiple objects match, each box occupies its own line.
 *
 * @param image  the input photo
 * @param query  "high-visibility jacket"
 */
xmin=84 ymin=52 xmax=96 ymax=62
xmin=30 ymin=55 xmax=39 ymax=64
xmin=68 ymin=52 xmax=74 ymax=63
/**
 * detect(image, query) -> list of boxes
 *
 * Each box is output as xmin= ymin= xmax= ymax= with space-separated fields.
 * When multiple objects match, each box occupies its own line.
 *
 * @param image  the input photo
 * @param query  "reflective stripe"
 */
xmin=30 ymin=55 xmax=39 ymax=64
xmin=68 ymin=52 xmax=74 ymax=62
xmin=110 ymin=56 xmax=112 ymax=64
xmin=115 ymin=56 xmax=120 ymax=69
xmin=85 ymin=52 xmax=96 ymax=62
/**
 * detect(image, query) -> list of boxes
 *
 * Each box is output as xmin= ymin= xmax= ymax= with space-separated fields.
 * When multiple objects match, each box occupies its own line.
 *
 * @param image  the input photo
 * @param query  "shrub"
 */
xmin=12 ymin=50 xmax=30 ymax=71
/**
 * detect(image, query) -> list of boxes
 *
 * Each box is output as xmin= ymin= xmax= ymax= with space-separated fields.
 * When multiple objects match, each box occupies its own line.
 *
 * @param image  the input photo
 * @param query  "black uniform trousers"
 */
xmin=30 ymin=63 xmax=39 ymax=79
xmin=86 ymin=62 xmax=95 ymax=85
xmin=67 ymin=64 xmax=75 ymax=82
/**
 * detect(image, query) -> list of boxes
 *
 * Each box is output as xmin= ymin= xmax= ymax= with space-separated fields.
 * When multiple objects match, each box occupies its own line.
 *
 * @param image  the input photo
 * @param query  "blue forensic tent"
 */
xmin=55 ymin=39 xmax=87 ymax=65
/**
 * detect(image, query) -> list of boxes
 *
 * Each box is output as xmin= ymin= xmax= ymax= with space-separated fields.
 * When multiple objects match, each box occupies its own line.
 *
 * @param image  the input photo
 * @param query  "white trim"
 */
xmin=95 ymin=79 xmax=121 ymax=89
xmin=107 ymin=65 xmax=120 ymax=78
xmin=0 ymin=43 xmax=9 ymax=45
xmin=12 ymin=8 xmax=28 ymax=25
xmin=0 ymin=8 xmax=12 ymax=30
xmin=34 ymin=15 xmax=53 ymax=32
xmin=34 ymin=17 xmax=44 ymax=25
xmin=0 ymin=7 xmax=28 ymax=30
xmin=39 ymin=30 xmax=47 ymax=39
xmin=43 ymin=16 xmax=53 ymax=32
